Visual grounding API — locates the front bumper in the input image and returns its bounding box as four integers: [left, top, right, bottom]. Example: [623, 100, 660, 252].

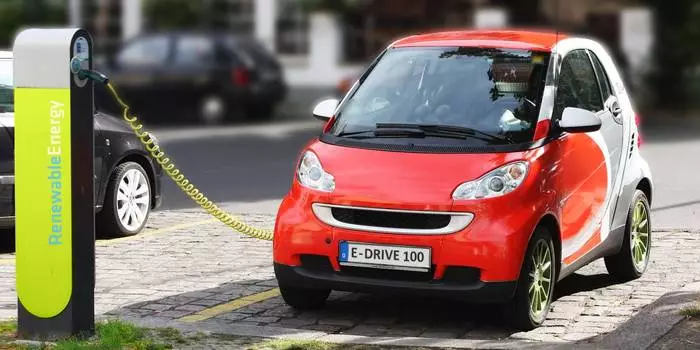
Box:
[274, 262, 516, 302]
[274, 194, 544, 284]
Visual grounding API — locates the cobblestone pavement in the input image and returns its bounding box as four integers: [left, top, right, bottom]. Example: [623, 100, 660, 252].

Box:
[1, 210, 699, 348]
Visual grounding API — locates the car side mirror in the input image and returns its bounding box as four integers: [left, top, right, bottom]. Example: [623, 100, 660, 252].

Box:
[558, 107, 602, 133]
[312, 99, 339, 122]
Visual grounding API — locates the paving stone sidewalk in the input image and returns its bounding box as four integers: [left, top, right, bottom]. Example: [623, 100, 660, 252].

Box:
[1, 209, 700, 348]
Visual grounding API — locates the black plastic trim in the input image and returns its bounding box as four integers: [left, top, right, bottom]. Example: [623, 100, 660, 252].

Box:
[319, 132, 545, 154]
[274, 263, 516, 302]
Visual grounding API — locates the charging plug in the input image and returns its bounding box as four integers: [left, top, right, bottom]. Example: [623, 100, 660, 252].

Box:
[78, 69, 109, 85]
[70, 56, 109, 85]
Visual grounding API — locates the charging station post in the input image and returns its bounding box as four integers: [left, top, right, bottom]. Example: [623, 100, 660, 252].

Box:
[13, 28, 96, 339]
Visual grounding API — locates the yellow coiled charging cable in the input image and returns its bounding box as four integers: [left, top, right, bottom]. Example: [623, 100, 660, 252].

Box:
[104, 82, 274, 241]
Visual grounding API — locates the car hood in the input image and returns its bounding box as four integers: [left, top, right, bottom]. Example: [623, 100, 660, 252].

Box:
[308, 140, 530, 211]
[0, 112, 14, 138]
[95, 111, 132, 133]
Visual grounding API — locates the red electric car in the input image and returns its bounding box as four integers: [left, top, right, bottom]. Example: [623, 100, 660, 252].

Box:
[273, 30, 653, 329]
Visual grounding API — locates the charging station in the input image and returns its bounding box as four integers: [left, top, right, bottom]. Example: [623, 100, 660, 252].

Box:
[13, 28, 95, 339]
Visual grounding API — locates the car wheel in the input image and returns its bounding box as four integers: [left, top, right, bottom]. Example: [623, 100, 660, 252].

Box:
[279, 284, 330, 310]
[97, 162, 151, 237]
[506, 226, 556, 330]
[199, 95, 227, 125]
[605, 190, 651, 281]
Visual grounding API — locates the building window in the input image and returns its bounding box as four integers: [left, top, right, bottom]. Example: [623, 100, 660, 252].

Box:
[276, 0, 309, 55]
[227, 0, 254, 32]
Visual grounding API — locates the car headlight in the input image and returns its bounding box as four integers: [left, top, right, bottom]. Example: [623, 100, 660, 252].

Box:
[452, 161, 529, 200]
[297, 151, 335, 192]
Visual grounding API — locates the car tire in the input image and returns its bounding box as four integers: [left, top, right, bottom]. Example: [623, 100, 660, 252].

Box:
[279, 284, 330, 310]
[506, 226, 556, 331]
[97, 162, 152, 237]
[199, 94, 227, 125]
[605, 190, 651, 281]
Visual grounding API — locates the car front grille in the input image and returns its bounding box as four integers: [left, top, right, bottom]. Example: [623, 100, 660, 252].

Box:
[330, 207, 451, 230]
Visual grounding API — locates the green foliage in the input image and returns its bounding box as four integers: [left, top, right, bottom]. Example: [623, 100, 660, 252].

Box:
[0, 0, 66, 47]
[645, 0, 700, 108]
[298, 0, 367, 13]
[681, 298, 700, 319]
[144, 0, 206, 30]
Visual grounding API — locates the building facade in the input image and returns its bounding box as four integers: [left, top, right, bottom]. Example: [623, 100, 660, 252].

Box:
[72, 0, 653, 89]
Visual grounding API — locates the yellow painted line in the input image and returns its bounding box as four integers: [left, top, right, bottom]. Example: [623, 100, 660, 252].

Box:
[97, 218, 218, 246]
[179, 288, 281, 322]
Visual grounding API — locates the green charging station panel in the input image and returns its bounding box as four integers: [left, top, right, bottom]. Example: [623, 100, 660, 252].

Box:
[13, 28, 95, 339]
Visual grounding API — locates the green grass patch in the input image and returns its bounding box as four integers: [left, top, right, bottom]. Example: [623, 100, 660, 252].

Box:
[681, 306, 700, 319]
[251, 339, 341, 350]
[680, 297, 700, 319]
[0, 320, 178, 350]
[247, 339, 437, 350]
[155, 327, 189, 345]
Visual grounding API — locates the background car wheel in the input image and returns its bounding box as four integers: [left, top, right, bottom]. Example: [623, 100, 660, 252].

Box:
[279, 285, 330, 310]
[199, 95, 227, 125]
[507, 226, 556, 330]
[98, 162, 151, 237]
[605, 190, 651, 281]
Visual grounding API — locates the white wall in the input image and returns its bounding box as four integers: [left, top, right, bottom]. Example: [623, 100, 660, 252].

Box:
[121, 0, 143, 41]
[282, 12, 362, 87]
[474, 7, 509, 29]
[620, 7, 654, 73]
[255, 0, 277, 53]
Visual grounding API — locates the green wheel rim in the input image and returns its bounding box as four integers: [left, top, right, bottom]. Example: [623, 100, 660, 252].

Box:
[631, 200, 650, 271]
[528, 239, 553, 320]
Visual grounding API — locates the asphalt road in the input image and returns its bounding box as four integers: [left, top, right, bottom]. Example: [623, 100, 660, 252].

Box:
[153, 117, 700, 229]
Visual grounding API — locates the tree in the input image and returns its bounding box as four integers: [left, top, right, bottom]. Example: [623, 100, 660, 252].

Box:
[298, 0, 368, 13]
[0, 0, 66, 47]
[143, 0, 206, 30]
[645, 0, 700, 109]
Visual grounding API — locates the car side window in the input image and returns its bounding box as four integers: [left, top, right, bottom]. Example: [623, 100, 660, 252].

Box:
[173, 36, 216, 65]
[552, 50, 604, 123]
[117, 35, 170, 67]
[588, 51, 613, 101]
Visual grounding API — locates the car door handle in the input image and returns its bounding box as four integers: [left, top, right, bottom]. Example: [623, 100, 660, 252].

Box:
[611, 105, 622, 116]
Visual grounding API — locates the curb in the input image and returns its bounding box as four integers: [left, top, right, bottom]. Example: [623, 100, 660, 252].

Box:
[113, 315, 558, 349]
[547, 282, 700, 350]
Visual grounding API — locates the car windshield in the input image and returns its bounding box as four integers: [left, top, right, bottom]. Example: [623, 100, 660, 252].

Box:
[329, 47, 550, 145]
[0, 59, 12, 113]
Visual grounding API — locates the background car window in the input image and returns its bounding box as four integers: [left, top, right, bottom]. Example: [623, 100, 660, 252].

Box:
[553, 50, 603, 121]
[173, 36, 216, 65]
[588, 51, 613, 101]
[116, 36, 170, 66]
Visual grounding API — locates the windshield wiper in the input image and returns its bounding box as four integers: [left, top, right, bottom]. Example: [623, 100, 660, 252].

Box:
[375, 123, 510, 143]
[336, 127, 425, 139]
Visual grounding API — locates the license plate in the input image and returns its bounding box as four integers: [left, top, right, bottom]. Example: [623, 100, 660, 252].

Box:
[339, 241, 431, 272]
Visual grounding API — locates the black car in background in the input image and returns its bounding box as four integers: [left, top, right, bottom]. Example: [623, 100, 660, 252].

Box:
[0, 52, 163, 237]
[95, 32, 288, 124]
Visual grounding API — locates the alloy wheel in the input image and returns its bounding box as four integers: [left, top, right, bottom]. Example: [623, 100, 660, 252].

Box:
[631, 200, 650, 272]
[116, 168, 150, 232]
[528, 239, 553, 321]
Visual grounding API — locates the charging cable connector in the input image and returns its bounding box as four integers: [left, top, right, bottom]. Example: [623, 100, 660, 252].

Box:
[70, 56, 109, 85]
